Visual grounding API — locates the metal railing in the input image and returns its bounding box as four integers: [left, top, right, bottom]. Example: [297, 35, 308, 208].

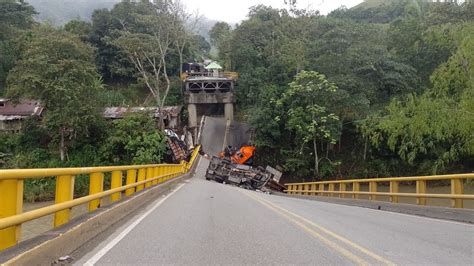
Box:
[0, 146, 200, 251]
[181, 71, 238, 80]
[285, 173, 474, 209]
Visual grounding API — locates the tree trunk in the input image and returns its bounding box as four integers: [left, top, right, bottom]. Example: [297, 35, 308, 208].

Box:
[60, 128, 65, 162]
[313, 138, 319, 177]
[178, 51, 184, 97]
[363, 136, 368, 161]
[178, 51, 183, 78]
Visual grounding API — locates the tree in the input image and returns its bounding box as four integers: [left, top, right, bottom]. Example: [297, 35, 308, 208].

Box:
[101, 113, 167, 165]
[209, 22, 233, 69]
[279, 71, 341, 177]
[362, 33, 474, 173]
[6, 26, 103, 161]
[88, 1, 155, 81]
[110, 1, 184, 128]
[171, 0, 202, 78]
[0, 0, 37, 92]
[64, 19, 92, 41]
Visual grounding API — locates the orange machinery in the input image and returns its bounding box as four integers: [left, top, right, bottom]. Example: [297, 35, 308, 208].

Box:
[218, 145, 256, 165]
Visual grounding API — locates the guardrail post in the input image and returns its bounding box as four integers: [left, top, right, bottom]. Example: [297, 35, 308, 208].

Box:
[310, 184, 317, 196]
[451, 179, 464, 208]
[145, 167, 154, 188]
[181, 161, 187, 174]
[328, 183, 335, 197]
[390, 181, 399, 203]
[54, 175, 74, 227]
[169, 166, 174, 179]
[296, 185, 303, 195]
[158, 166, 165, 183]
[152, 167, 159, 185]
[339, 183, 346, 198]
[125, 169, 137, 196]
[172, 165, 177, 178]
[162, 166, 168, 181]
[287, 184, 292, 194]
[369, 182, 377, 200]
[319, 184, 325, 196]
[416, 180, 427, 205]
[136, 168, 146, 192]
[0, 179, 23, 251]
[304, 184, 309, 195]
[110, 171, 122, 203]
[352, 182, 360, 199]
[169, 165, 174, 179]
[89, 172, 104, 211]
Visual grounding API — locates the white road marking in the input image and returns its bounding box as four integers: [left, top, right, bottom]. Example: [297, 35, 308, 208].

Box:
[83, 183, 187, 265]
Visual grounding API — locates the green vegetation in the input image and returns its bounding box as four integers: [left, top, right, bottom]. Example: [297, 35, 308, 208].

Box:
[0, 0, 197, 201]
[0, 0, 473, 197]
[211, 0, 473, 180]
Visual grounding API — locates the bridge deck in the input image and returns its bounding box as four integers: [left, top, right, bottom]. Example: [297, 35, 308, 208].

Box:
[76, 159, 473, 265]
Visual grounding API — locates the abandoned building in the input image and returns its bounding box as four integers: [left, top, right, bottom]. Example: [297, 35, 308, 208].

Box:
[103, 106, 183, 129]
[0, 98, 44, 133]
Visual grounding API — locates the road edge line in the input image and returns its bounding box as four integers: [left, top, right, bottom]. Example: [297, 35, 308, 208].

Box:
[84, 183, 187, 265]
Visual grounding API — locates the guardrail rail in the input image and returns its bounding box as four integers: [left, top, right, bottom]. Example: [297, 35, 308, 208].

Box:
[286, 173, 473, 209]
[0, 146, 200, 251]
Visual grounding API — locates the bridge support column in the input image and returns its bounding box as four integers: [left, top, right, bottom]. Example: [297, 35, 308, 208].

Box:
[224, 103, 234, 121]
[188, 104, 197, 145]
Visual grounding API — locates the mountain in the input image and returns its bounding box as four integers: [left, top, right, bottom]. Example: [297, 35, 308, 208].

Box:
[26, 0, 216, 38]
[195, 17, 218, 41]
[27, 0, 120, 25]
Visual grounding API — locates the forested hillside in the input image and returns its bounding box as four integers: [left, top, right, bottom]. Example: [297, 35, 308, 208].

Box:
[0, 0, 473, 190]
[209, 1, 473, 180]
[0, 0, 209, 200]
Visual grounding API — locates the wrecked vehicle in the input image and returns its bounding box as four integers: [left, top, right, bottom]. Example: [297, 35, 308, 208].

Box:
[205, 145, 284, 191]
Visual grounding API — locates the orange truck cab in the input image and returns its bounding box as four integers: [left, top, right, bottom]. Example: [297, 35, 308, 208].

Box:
[219, 145, 256, 166]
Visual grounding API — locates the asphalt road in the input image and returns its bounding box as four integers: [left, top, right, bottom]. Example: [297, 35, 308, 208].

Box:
[79, 158, 474, 265]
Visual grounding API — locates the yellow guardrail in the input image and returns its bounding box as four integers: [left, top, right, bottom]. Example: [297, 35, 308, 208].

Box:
[0, 146, 201, 251]
[285, 173, 474, 209]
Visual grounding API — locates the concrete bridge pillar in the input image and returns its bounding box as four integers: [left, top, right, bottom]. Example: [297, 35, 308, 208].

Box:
[224, 103, 234, 121]
[188, 104, 197, 144]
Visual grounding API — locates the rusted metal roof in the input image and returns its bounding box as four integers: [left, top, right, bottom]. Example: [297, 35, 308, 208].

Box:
[103, 106, 182, 119]
[0, 99, 44, 120]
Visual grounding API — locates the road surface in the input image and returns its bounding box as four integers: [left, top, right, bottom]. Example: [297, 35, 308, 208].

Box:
[78, 158, 473, 265]
[200, 116, 252, 157]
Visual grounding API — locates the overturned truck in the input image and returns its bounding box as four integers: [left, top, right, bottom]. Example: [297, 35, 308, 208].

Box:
[200, 117, 285, 191]
[205, 156, 283, 191]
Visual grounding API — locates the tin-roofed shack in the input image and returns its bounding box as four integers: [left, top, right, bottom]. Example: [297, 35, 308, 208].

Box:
[0, 99, 44, 133]
[103, 106, 182, 129]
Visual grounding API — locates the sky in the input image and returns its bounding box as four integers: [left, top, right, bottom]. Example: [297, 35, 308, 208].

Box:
[182, 0, 364, 23]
